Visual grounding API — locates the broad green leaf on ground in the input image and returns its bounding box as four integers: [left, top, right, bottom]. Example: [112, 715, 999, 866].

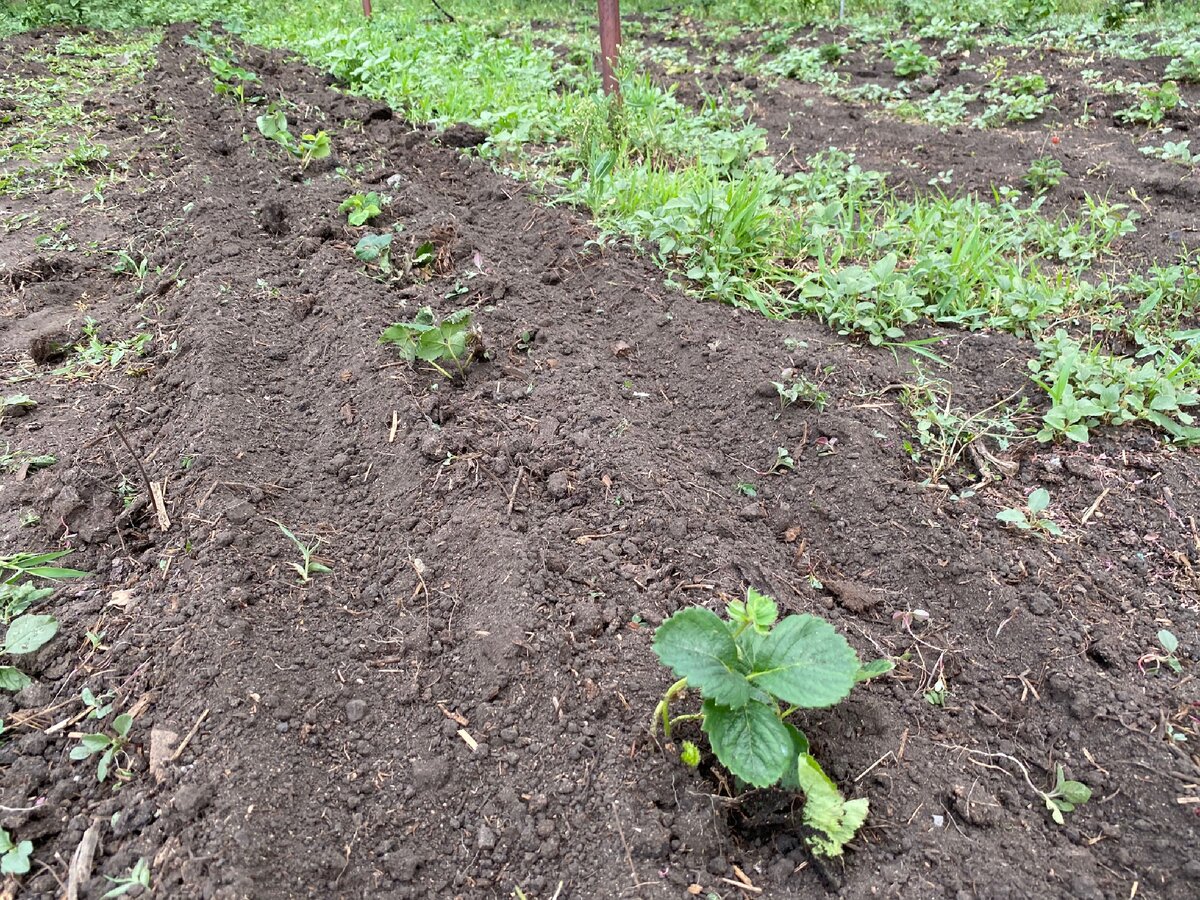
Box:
[795, 753, 869, 857]
[3, 614, 58, 655]
[654, 608, 752, 708]
[702, 698, 791, 788]
[0, 666, 32, 692]
[742, 614, 860, 708]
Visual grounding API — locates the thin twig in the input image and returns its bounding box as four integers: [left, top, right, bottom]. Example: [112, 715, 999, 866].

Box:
[111, 425, 154, 502]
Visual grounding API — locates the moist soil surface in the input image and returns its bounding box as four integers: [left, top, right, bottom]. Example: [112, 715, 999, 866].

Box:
[2, 22, 1199, 900]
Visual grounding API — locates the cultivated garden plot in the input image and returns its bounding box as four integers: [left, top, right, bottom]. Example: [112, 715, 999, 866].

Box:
[1, 2, 1199, 899]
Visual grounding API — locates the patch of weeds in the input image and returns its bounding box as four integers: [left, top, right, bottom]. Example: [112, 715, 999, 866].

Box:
[899, 375, 1025, 486]
[1140, 139, 1196, 165]
[0, 446, 57, 476]
[1165, 49, 1200, 83]
[256, 106, 332, 168]
[773, 370, 829, 412]
[102, 859, 151, 899]
[1030, 330, 1200, 444]
[650, 588, 892, 856]
[1139, 629, 1183, 675]
[339, 191, 384, 226]
[0, 827, 33, 875]
[996, 487, 1063, 537]
[273, 521, 332, 584]
[1024, 156, 1065, 193]
[380, 307, 482, 381]
[53, 319, 153, 377]
[1115, 81, 1181, 126]
[976, 74, 1051, 126]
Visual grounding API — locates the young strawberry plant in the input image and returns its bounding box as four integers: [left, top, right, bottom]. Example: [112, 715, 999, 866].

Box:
[255, 107, 331, 168]
[651, 588, 892, 856]
[380, 307, 482, 381]
[339, 191, 384, 226]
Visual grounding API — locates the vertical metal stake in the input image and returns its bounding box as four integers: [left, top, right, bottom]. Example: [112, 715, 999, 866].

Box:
[597, 0, 622, 97]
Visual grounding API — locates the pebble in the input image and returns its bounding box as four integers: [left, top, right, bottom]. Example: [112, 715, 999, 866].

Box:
[346, 699, 368, 723]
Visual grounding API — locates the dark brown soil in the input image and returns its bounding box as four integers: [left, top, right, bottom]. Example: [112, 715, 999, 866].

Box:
[2, 22, 1199, 900]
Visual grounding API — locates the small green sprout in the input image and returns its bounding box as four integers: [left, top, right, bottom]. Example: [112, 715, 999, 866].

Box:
[996, 488, 1062, 537]
[1044, 765, 1092, 825]
[772, 447, 795, 472]
[773, 372, 828, 412]
[1024, 156, 1065, 194]
[82, 687, 115, 719]
[1139, 629, 1183, 675]
[273, 522, 332, 584]
[102, 858, 151, 898]
[0, 827, 33, 875]
[736, 482, 757, 498]
[70, 713, 133, 783]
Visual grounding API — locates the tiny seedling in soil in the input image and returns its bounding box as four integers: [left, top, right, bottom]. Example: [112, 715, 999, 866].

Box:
[70, 712, 133, 783]
[1043, 765, 1092, 824]
[651, 588, 893, 856]
[996, 488, 1062, 536]
[0, 614, 58, 692]
[273, 521, 332, 584]
[736, 481, 757, 498]
[380, 307, 482, 381]
[772, 447, 795, 472]
[82, 686, 115, 719]
[338, 191, 384, 226]
[1139, 629, 1183, 675]
[102, 858, 151, 898]
[0, 827, 33, 875]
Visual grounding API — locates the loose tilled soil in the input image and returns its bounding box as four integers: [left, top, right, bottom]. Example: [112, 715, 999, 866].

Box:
[1, 21, 1199, 900]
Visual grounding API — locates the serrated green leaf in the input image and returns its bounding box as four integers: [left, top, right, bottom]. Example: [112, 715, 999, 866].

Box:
[795, 753, 868, 856]
[727, 587, 777, 635]
[744, 614, 859, 709]
[3, 614, 58, 655]
[680, 740, 700, 768]
[653, 608, 752, 708]
[702, 698, 791, 788]
[0, 666, 32, 692]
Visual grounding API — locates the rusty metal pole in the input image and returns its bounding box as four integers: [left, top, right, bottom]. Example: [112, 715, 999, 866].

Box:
[362, 0, 373, 18]
[597, 0, 621, 97]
